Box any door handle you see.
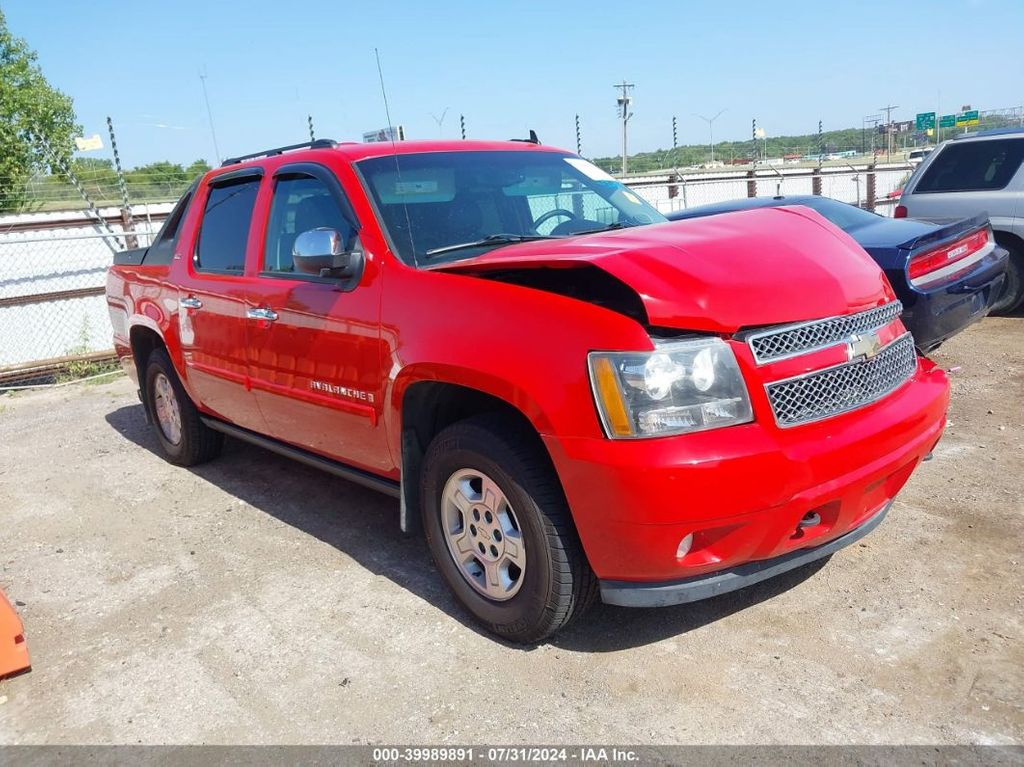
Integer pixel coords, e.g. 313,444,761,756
179,296,203,310
246,307,279,322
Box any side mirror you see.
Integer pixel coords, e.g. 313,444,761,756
293,228,360,278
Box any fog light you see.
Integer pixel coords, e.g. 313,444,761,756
676,533,694,559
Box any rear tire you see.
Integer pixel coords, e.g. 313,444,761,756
420,414,597,643
143,348,224,466
991,240,1023,315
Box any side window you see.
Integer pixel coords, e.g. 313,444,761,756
145,190,192,265
194,177,260,272
915,139,1024,193
263,176,355,273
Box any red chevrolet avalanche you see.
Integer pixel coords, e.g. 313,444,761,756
107,139,950,642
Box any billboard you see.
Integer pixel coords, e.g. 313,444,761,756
363,126,406,143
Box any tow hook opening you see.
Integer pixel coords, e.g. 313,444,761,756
791,510,823,540
798,511,822,529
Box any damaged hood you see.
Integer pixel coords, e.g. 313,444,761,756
429,206,896,333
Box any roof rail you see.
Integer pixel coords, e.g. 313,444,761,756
221,138,338,166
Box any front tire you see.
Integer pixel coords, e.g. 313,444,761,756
144,349,224,466
420,414,596,643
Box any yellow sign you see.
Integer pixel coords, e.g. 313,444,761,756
74,134,103,151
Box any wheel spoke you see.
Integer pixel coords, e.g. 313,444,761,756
481,476,501,513
502,532,524,567
451,489,473,515
483,559,501,591
452,529,475,557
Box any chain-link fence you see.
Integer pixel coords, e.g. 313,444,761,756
0,205,169,382
622,163,912,216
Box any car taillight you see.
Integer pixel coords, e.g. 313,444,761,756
908,227,992,287
894,205,908,218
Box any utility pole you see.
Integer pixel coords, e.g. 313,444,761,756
694,109,726,165
308,115,315,142
575,114,582,155
863,114,881,157
879,104,898,161
460,114,466,140
198,69,221,164
817,120,824,164
613,80,635,175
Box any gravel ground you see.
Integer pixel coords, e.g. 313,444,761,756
0,316,1021,746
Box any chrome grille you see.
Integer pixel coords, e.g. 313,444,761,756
747,302,903,364
765,333,917,428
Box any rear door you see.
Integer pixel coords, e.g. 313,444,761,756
175,168,267,432
903,137,1024,228
244,163,390,474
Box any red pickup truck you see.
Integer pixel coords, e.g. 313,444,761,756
107,138,950,642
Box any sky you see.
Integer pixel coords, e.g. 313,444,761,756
5,0,1023,168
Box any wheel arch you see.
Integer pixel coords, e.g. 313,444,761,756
397,378,561,536
993,227,1023,255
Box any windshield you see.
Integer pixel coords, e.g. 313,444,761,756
356,150,666,265
791,196,883,232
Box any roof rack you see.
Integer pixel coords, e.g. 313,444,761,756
221,138,338,166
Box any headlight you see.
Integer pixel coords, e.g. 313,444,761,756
588,337,753,438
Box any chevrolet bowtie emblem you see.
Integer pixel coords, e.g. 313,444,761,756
846,331,884,362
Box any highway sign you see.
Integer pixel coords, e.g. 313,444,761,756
915,112,936,131
939,114,956,128
956,110,980,127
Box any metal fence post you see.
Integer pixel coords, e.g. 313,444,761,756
120,208,138,249
746,170,757,198
866,164,877,212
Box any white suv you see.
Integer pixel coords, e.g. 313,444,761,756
897,128,1024,313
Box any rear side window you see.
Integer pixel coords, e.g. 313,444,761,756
145,190,192,265
915,139,1024,193
194,178,260,272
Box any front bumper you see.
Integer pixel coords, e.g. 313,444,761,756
543,357,949,592
600,500,890,607
898,245,1008,352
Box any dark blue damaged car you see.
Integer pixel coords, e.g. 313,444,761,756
667,195,1009,353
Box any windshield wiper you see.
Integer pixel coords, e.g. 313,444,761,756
567,222,632,237
424,233,560,259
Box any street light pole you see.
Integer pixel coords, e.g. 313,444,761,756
614,81,635,175
694,109,726,165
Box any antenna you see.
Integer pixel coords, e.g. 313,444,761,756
198,68,221,164
375,48,418,267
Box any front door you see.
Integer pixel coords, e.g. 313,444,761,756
245,167,389,474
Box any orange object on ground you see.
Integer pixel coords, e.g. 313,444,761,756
0,590,30,678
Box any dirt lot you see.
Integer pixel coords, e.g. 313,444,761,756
0,317,1021,746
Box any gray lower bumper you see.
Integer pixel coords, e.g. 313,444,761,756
599,501,891,608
